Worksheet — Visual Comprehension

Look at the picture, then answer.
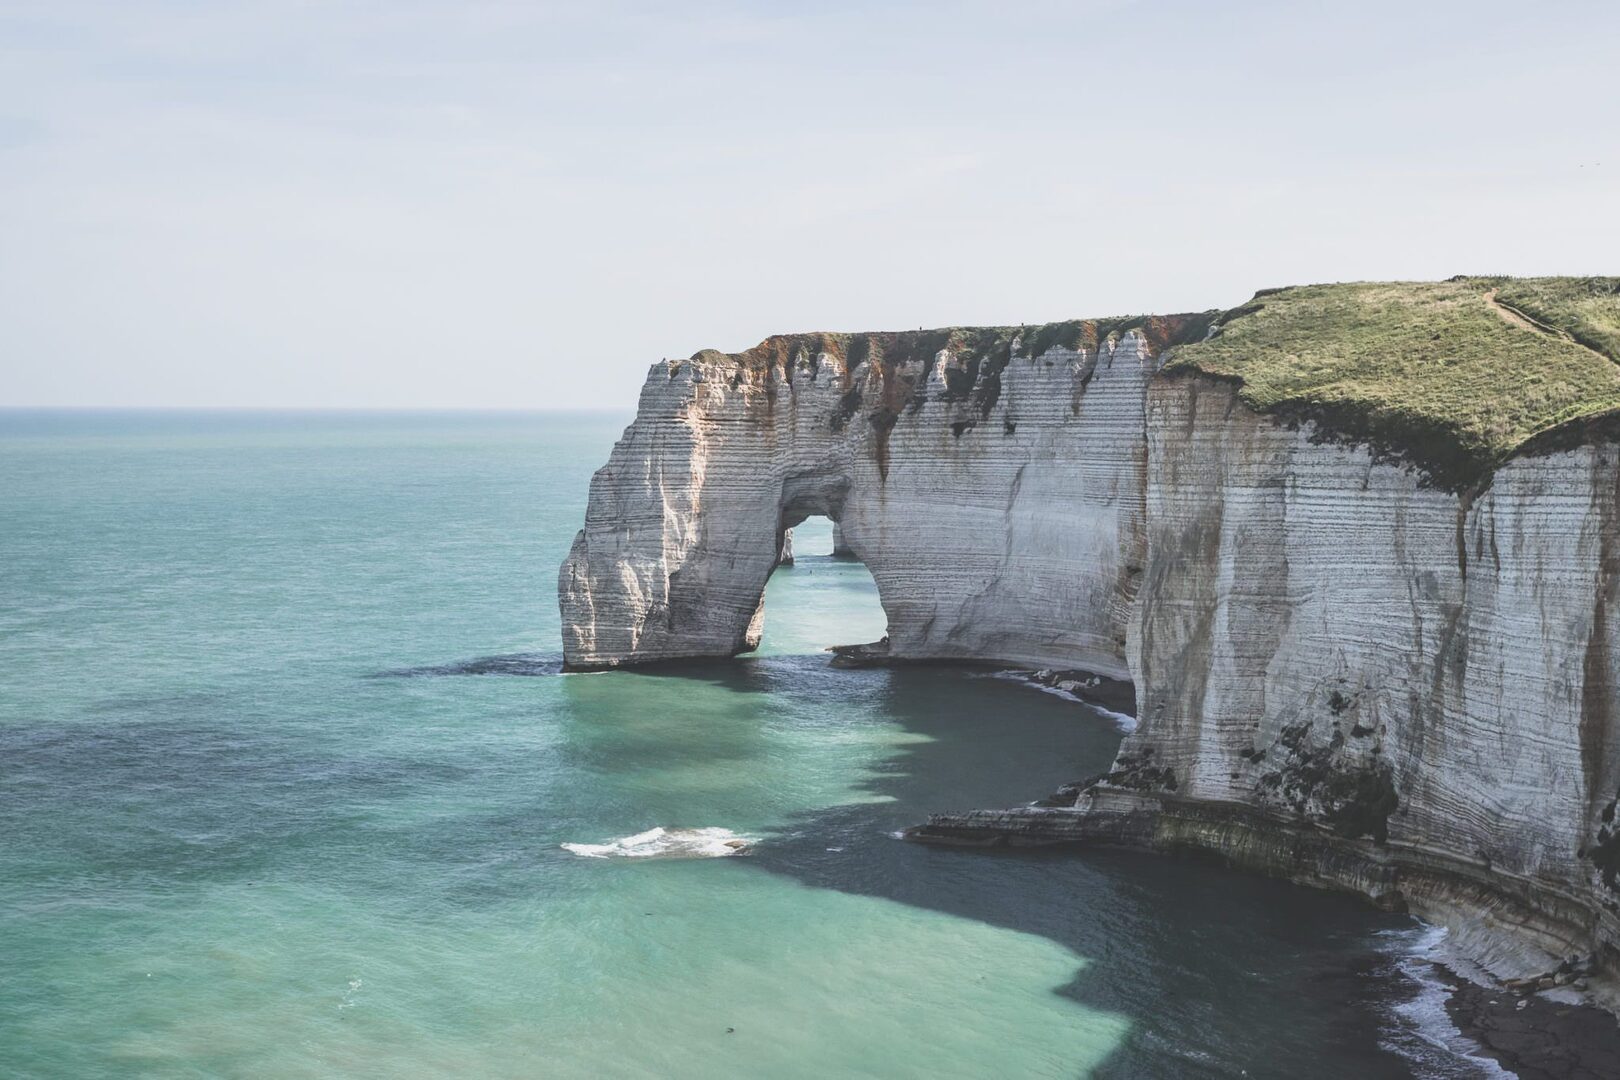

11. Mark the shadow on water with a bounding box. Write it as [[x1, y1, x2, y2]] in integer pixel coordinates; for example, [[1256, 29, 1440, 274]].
[[370, 652, 565, 677], [642, 658, 1460, 1080], [368, 652, 822, 682]]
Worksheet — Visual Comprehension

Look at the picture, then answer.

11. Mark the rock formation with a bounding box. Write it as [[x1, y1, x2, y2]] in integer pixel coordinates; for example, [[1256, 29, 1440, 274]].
[[830, 521, 854, 559], [559, 278, 1620, 1001], [560, 315, 1215, 674]]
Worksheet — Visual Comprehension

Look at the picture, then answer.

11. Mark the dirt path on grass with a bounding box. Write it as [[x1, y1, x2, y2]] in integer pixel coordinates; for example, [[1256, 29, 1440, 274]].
[[1484, 288, 1607, 364]]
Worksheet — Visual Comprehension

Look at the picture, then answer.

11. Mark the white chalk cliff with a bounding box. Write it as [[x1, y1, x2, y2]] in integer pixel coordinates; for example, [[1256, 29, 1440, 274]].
[[559, 294, 1620, 997]]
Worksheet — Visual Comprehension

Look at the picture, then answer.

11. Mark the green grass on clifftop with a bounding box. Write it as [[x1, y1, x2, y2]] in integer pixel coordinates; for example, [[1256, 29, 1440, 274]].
[[1166, 277, 1620, 490], [1491, 277, 1620, 362]]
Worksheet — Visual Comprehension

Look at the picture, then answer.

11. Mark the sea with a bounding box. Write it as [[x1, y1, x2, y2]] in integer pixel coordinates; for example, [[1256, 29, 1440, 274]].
[[0, 409, 1508, 1078]]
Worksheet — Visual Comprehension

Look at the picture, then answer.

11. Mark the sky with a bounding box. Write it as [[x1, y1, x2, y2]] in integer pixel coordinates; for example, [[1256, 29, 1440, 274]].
[[3, 0, 1617, 409]]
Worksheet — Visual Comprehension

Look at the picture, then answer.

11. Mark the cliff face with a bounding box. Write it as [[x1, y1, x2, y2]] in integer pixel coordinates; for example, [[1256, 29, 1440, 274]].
[[1116, 374, 1620, 977], [559, 281, 1620, 990]]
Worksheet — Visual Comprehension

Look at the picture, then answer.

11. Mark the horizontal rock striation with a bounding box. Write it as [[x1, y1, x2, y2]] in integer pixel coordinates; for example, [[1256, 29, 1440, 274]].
[[560, 316, 1216, 675], [560, 280, 1620, 1001], [918, 374, 1620, 988]]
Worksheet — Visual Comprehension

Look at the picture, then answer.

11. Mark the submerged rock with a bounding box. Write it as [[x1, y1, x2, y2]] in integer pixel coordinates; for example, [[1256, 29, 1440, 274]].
[[826, 639, 893, 668]]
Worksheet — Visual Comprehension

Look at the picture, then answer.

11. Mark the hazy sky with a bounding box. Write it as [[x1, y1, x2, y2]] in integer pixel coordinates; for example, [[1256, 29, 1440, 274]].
[[4, 1, 1617, 408]]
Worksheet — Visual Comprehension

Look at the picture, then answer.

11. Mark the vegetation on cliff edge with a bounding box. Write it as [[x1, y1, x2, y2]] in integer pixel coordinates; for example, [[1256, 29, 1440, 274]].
[[1165, 277, 1620, 490]]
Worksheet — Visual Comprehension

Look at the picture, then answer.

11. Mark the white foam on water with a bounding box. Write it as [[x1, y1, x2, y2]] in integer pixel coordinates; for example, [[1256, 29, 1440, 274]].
[[338, 977, 362, 1011], [976, 670, 1139, 732], [1090, 705, 1138, 733], [1372, 924, 1513, 1079], [561, 826, 752, 860]]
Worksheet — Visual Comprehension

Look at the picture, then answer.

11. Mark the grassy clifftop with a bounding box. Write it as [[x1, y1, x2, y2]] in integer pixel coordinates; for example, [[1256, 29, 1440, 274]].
[[1166, 277, 1620, 490]]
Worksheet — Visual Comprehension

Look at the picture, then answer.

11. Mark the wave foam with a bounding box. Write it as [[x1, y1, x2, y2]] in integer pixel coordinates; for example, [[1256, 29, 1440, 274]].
[[979, 670, 1138, 732], [1374, 924, 1512, 1078], [561, 827, 752, 860]]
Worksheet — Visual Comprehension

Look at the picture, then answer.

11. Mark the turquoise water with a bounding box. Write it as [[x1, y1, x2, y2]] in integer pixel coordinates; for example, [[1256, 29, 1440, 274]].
[[0, 411, 1490, 1078]]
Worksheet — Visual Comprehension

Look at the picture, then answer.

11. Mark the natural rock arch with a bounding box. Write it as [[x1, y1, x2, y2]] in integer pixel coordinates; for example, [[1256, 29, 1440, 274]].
[[558, 323, 1184, 674]]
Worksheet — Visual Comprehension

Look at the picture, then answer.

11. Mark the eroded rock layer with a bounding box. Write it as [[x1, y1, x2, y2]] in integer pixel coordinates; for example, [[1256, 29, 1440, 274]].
[[559, 294, 1620, 996]]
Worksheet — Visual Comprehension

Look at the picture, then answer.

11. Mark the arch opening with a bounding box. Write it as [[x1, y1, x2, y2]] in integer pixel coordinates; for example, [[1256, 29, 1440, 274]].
[[749, 515, 889, 658]]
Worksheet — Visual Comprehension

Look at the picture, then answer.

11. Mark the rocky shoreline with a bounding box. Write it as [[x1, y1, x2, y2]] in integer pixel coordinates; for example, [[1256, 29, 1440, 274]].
[[824, 652, 1138, 715], [906, 793, 1620, 1078], [1435, 963, 1620, 1079], [841, 655, 1620, 1077], [904, 773, 1620, 1078], [989, 667, 1136, 718]]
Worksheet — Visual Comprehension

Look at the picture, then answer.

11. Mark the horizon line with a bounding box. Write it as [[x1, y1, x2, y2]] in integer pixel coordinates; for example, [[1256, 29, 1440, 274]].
[[0, 404, 631, 413]]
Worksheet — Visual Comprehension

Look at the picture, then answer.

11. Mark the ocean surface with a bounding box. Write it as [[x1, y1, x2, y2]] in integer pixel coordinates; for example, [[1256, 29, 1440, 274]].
[[0, 410, 1504, 1079]]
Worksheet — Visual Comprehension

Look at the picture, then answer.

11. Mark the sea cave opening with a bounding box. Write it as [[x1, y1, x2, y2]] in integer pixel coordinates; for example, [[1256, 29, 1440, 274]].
[[753, 515, 888, 657]]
